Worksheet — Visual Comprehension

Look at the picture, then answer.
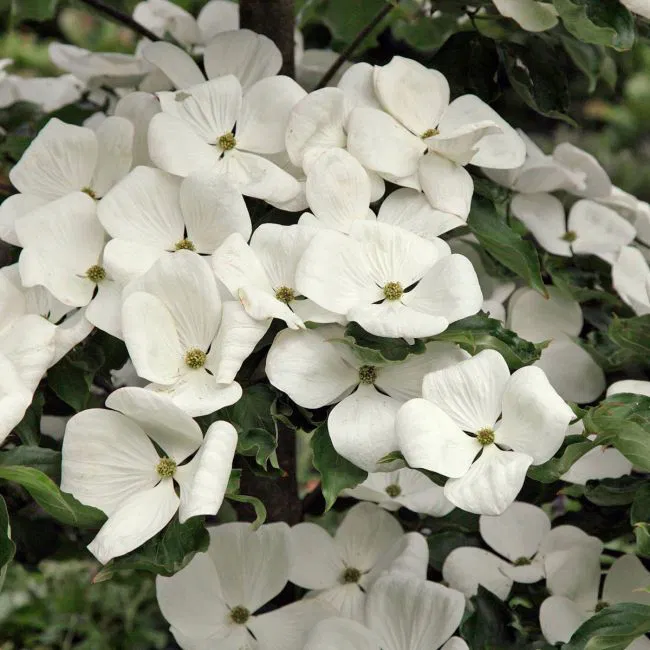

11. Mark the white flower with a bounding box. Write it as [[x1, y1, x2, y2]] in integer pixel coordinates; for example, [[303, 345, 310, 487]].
[[0, 72, 84, 113], [99, 166, 250, 280], [344, 467, 454, 516], [0, 117, 133, 246], [540, 551, 650, 645], [608, 380, 650, 398], [511, 195, 636, 262], [266, 325, 468, 471], [212, 224, 320, 329], [506, 286, 605, 403], [295, 221, 483, 338], [491, 0, 558, 31], [156, 522, 333, 649], [443, 517, 602, 600], [148, 75, 305, 203], [345, 56, 525, 217], [620, 0, 650, 19], [114, 91, 161, 168], [288, 502, 426, 620], [397, 349, 574, 515], [61, 386, 237, 564], [122, 251, 265, 416], [613, 245, 650, 315]]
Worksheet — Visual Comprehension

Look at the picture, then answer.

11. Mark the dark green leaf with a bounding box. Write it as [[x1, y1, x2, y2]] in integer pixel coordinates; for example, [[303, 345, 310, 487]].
[[311, 422, 367, 511], [0, 447, 61, 482], [225, 493, 267, 528], [631, 484, 650, 557], [608, 314, 650, 360], [12, 390, 44, 446], [462, 586, 517, 649], [341, 322, 426, 364], [0, 466, 105, 528], [392, 12, 459, 52], [584, 476, 646, 506], [216, 384, 277, 433], [11, 0, 58, 21], [561, 37, 603, 92], [237, 428, 279, 471], [0, 496, 15, 592], [93, 516, 209, 582], [553, 0, 635, 51], [468, 195, 547, 296], [527, 435, 596, 483], [427, 531, 481, 571], [562, 603, 650, 650]]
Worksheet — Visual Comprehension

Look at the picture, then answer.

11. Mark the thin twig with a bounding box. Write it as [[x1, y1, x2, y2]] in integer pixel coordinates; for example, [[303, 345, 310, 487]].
[[75, 0, 161, 42], [315, 0, 398, 89]]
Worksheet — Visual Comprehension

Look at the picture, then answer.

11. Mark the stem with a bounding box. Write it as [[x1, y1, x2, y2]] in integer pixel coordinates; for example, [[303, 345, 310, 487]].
[[75, 0, 161, 42], [315, 0, 397, 89]]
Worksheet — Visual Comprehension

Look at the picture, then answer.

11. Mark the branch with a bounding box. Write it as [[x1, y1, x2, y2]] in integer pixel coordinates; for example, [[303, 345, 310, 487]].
[[75, 0, 161, 42], [315, 0, 398, 89]]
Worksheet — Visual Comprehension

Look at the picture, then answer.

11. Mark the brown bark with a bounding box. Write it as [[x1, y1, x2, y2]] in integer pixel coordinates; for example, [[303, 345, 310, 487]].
[[239, 0, 295, 78]]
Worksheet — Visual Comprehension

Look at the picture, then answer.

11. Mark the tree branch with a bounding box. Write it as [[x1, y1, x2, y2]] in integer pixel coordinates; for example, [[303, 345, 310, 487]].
[[75, 0, 161, 42], [315, 0, 398, 89]]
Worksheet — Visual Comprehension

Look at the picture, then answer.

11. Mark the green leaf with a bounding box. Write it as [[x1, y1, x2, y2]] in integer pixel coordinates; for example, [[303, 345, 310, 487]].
[[0, 466, 105, 528], [608, 314, 650, 360], [561, 37, 603, 92], [237, 428, 279, 471], [339, 322, 426, 364], [0, 496, 15, 593], [214, 384, 277, 433], [461, 586, 517, 649], [467, 195, 547, 296], [527, 435, 596, 483], [225, 494, 267, 529], [93, 516, 209, 582], [553, 0, 635, 51], [631, 484, 650, 557], [431, 313, 544, 370], [392, 12, 459, 53], [562, 603, 650, 650], [584, 476, 646, 506], [498, 41, 573, 123], [11, 0, 58, 21], [0, 447, 61, 482], [311, 422, 367, 511], [582, 394, 650, 471], [12, 390, 44, 446]]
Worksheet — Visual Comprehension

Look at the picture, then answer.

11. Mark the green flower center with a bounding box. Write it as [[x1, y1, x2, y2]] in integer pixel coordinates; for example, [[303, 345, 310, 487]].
[[81, 186, 97, 199], [476, 427, 495, 446], [174, 238, 196, 251], [341, 567, 362, 584], [156, 457, 176, 478], [85, 264, 106, 283], [383, 281, 403, 301], [229, 605, 250, 625], [219, 132, 237, 151], [385, 483, 402, 498], [358, 365, 378, 385], [275, 286, 295, 304], [513, 556, 531, 566], [421, 127, 439, 139], [184, 347, 207, 369], [561, 230, 578, 242], [595, 601, 609, 612]]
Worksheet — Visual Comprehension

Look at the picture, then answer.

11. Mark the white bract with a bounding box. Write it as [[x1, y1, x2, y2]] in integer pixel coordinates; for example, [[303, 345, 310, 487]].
[[61, 387, 237, 564], [397, 349, 574, 515], [266, 326, 468, 471], [613, 246, 650, 315], [156, 522, 332, 649]]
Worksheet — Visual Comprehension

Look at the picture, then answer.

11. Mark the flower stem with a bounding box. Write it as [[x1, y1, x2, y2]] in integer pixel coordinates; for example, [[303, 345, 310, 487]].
[[75, 0, 161, 42]]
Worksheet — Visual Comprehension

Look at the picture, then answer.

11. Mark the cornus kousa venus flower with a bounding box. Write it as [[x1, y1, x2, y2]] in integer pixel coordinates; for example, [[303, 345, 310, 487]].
[[122, 251, 266, 416], [295, 221, 483, 338], [147, 74, 306, 203], [98, 166, 251, 278], [266, 326, 468, 471], [344, 56, 525, 218], [443, 502, 603, 600], [61, 387, 237, 564], [613, 246, 650, 315], [156, 522, 333, 649], [396, 349, 574, 515], [0, 117, 133, 246]]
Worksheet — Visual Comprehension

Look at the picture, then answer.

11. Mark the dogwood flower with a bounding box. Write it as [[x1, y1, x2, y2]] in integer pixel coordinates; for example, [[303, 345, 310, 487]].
[[613, 246, 650, 315], [511, 195, 636, 262], [156, 522, 333, 649], [507, 286, 605, 403], [345, 56, 525, 217], [344, 468, 454, 516], [397, 349, 574, 515], [296, 221, 483, 338], [289, 502, 427, 620], [620, 0, 650, 20], [122, 251, 265, 415], [148, 75, 305, 203], [0, 70, 84, 112], [99, 166, 250, 279], [540, 550, 650, 646], [61, 387, 237, 564], [0, 117, 133, 245], [114, 91, 161, 168], [266, 326, 468, 471]]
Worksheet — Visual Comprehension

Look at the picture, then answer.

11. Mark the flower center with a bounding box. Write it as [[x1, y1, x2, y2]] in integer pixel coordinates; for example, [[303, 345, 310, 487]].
[[219, 132, 237, 151], [85, 264, 106, 283], [561, 230, 577, 242], [156, 457, 176, 478], [275, 286, 295, 304], [229, 605, 250, 625], [358, 365, 378, 385], [513, 556, 531, 566], [383, 281, 403, 301], [385, 483, 401, 498], [421, 127, 439, 139], [184, 347, 207, 369], [81, 186, 97, 199], [341, 567, 362, 584], [594, 600, 609, 612], [174, 238, 196, 251], [476, 427, 495, 446]]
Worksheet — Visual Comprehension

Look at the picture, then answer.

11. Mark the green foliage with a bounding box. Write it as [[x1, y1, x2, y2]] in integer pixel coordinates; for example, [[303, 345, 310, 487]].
[[584, 476, 647, 506], [608, 314, 650, 361], [12, 391, 44, 446], [461, 586, 518, 649], [631, 484, 650, 557], [0, 496, 15, 593], [340, 322, 426, 364], [528, 435, 596, 483], [11, 0, 59, 21]]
